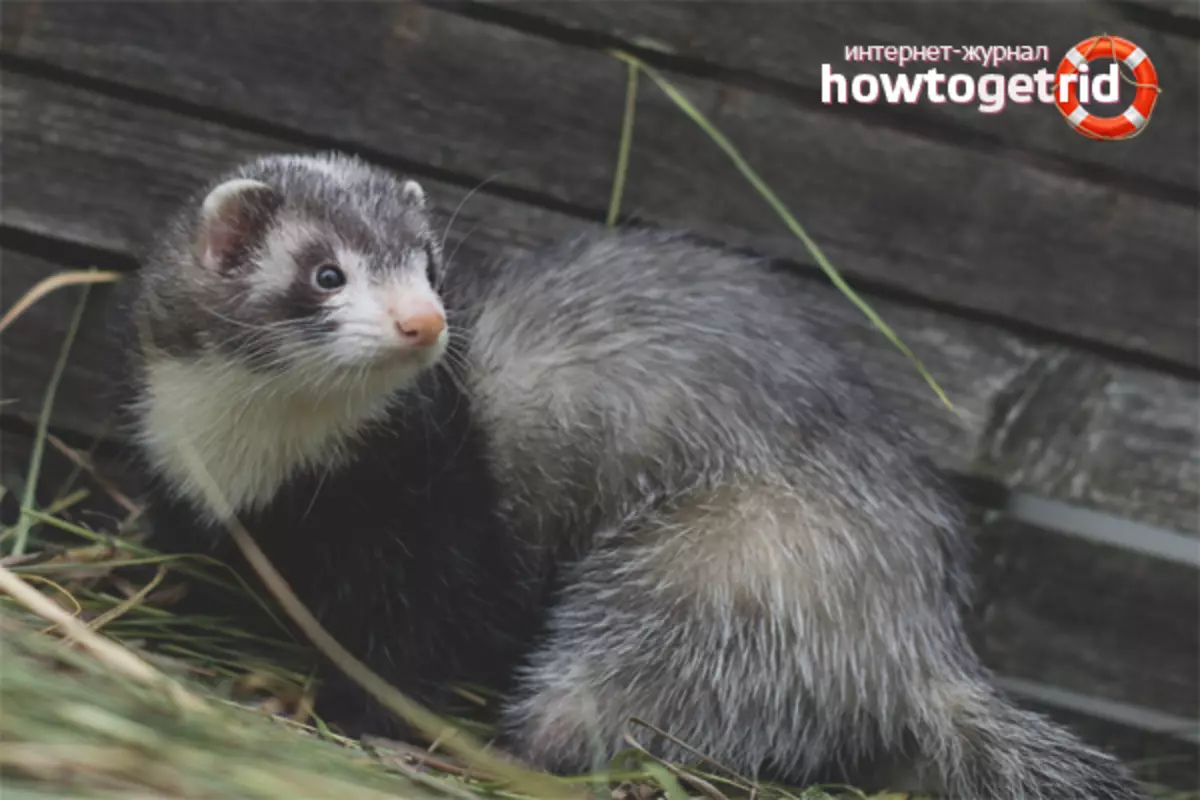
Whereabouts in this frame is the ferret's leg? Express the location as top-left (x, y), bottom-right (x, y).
top-left (497, 489), bottom-right (876, 782)
top-left (498, 487), bottom-right (1143, 798)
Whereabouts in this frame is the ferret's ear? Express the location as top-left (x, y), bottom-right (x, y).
top-left (195, 178), bottom-right (282, 274)
top-left (401, 179), bottom-right (426, 209)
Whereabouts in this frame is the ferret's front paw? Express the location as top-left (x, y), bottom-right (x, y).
top-left (496, 692), bottom-right (621, 776)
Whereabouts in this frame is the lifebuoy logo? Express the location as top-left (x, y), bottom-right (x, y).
top-left (1053, 36), bottom-right (1160, 140)
top-left (824, 38), bottom-right (1161, 141)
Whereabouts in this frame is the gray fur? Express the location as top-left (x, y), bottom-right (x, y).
top-left (455, 231), bottom-right (1142, 797)
top-left (130, 153), bottom-right (1144, 798)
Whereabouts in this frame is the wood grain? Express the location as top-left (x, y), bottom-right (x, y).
top-left (481, 0), bottom-right (1199, 193)
top-left (2, 72), bottom-right (1197, 535)
top-left (1, 247), bottom-right (124, 436)
top-left (970, 518), bottom-right (1199, 717)
top-left (979, 354), bottom-right (1200, 534)
top-left (4, 0), bottom-right (1198, 367)
top-left (1121, 0), bottom-right (1200, 23)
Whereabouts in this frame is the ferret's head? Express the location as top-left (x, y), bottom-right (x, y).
top-left (137, 152), bottom-right (448, 389)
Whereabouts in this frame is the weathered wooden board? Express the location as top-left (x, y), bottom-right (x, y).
top-left (969, 518), bottom-right (1199, 716)
top-left (479, 0), bottom-right (1200, 195)
top-left (977, 355), bottom-right (1200, 535)
top-left (4, 1), bottom-right (1198, 367)
top-left (971, 514), bottom-right (1200, 786)
top-left (1, 248), bottom-right (124, 436)
top-left (1123, 0), bottom-right (1200, 23)
top-left (2, 72), bottom-right (1197, 538)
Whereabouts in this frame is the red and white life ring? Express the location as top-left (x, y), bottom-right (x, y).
top-left (1054, 36), bottom-right (1160, 141)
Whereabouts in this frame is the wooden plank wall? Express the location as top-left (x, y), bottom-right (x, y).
top-left (1, 1), bottom-right (1197, 788)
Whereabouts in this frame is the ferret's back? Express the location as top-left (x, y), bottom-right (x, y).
top-left (464, 229), bottom-right (854, 425)
top-left (454, 229), bottom-right (945, 546)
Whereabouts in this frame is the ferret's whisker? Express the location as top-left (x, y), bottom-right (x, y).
top-left (438, 172), bottom-right (505, 260)
top-left (443, 219), bottom-right (486, 275)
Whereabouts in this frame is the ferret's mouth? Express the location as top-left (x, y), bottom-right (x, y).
top-left (368, 338), bottom-right (447, 372)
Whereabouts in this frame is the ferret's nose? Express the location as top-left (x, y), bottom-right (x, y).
top-left (395, 310), bottom-right (445, 347)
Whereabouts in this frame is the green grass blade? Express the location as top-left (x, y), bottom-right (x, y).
top-left (11, 279), bottom-right (94, 556)
top-left (641, 762), bottom-right (690, 800)
top-left (610, 51), bottom-right (957, 416)
top-left (607, 58), bottom-right (641, 227)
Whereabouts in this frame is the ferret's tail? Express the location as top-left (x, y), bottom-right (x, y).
top-left (911, 676), bottom-right (1144, 799)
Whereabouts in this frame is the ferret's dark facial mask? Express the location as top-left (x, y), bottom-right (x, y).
top-left (191, 174), bottom-right (448, 384)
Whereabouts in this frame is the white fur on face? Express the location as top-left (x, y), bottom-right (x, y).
top-left (246, 225), bottom-right (448, 373)
top-left (247, 218), bottom-right (322, 299)
top-left (318, 250), bottom-right (448, 369)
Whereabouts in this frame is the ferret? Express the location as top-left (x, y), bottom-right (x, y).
top-left (113, 151), bottom-right (1144, 799)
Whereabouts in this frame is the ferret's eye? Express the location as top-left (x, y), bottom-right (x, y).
top-left (313, 264), bottom-right (346, 291)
